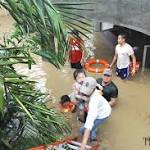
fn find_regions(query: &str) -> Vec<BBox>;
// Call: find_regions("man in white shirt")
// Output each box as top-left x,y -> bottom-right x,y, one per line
110,34 -> 136,79
79,77 -> 111,150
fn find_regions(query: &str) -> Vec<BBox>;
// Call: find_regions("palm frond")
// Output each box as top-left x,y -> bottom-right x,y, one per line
1,0 -> 93,68
0,38 -> 71,149
0,70 -> 71,149
0,1 -> 94,149
0,77 -> 5,119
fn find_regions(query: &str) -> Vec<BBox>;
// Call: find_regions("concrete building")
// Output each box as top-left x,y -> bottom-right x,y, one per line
53,0 -> 150,68
53,0 -> 150,35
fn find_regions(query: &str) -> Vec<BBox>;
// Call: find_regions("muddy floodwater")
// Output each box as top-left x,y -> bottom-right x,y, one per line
1,13 -> 150,150
15,56 -> 150,150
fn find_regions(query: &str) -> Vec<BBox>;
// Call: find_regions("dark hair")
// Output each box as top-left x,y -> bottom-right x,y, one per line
60,95 -> 70,105
73,69 -> 86,80
118,34 -> 126,40
72,29 -> 79,36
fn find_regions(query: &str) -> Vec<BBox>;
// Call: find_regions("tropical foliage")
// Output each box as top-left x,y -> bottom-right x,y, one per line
0,35 -> 71,150
0,0 -> 92,68
0,0 -> 93,149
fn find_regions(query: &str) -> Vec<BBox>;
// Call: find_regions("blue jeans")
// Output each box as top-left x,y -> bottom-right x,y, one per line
79,117 -> 108,140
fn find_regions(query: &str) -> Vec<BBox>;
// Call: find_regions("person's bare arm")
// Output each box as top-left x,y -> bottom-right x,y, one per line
110,53 -> 118,68
80,128 -> 90,150
131,54 -> 136,76
109,98 -> 117,107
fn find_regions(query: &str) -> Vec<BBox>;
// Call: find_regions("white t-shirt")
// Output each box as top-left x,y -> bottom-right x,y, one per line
84,89 -> 111,130
115,43 -> 134,69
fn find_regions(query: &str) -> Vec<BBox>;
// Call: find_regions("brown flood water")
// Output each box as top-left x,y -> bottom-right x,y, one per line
1,14 -> 150,150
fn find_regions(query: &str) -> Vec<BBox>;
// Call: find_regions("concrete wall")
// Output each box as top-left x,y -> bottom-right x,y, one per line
53,0 -> 150,35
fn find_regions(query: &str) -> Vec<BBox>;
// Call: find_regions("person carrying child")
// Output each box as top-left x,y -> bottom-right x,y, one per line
69,69 -> 88,122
